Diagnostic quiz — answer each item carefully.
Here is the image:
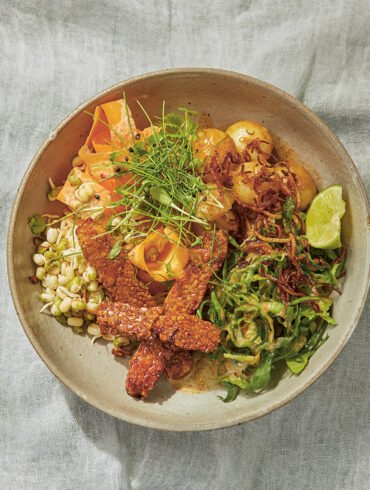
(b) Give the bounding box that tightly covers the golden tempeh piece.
[153,315,221,352]
[126,341,193,398]
[125,337,166,398]
[97,302,163,340]
[76,218,156,307]
[163,230,228,315]
[97,302,220,352]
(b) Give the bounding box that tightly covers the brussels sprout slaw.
[198,198,346,401]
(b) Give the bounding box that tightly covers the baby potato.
[231,156,316,210]
[192,128,237,171]
[226,120,273,161]
[197,184,234,221]
[231,161,262,206]
[285,161,317,210]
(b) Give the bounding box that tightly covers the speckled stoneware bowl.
[8,69,370,431]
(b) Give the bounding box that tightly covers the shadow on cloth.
[60,372,178,461]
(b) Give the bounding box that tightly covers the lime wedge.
[306,185,346,249]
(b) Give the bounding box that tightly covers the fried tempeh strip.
[77,218,156,307]
[126,341,192,397]
[97,302,163,340]
[125,337,166,398]
[163,230,228,315]
[153,314,221,352]
[98,301,220,352]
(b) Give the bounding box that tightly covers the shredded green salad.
[198,198,346,402]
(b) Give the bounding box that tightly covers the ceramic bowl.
[7,69,370,431]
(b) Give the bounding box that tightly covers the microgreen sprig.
[109,105,209,245]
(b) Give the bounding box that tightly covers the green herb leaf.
[149,186,172,206]
[228,235,240,249]
[219,382,240,403]
[109,240,123,259]
[191,236,203,247]
[210,291,225,324]
[28,214,47,235]
[287,352,310,374]
[223,354,273,392]
[244,354,273,391]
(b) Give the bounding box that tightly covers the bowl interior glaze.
[8,69,369,430]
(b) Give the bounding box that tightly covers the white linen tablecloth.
[0,1,369,489]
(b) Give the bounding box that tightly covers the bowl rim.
[7,67,370,431]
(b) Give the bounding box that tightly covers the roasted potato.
[226,120,273,161]
[231,159,316,210]
[192,128,237,172]
[231,161,262,206]
[197,184,234,221]
[284,161,317,210]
